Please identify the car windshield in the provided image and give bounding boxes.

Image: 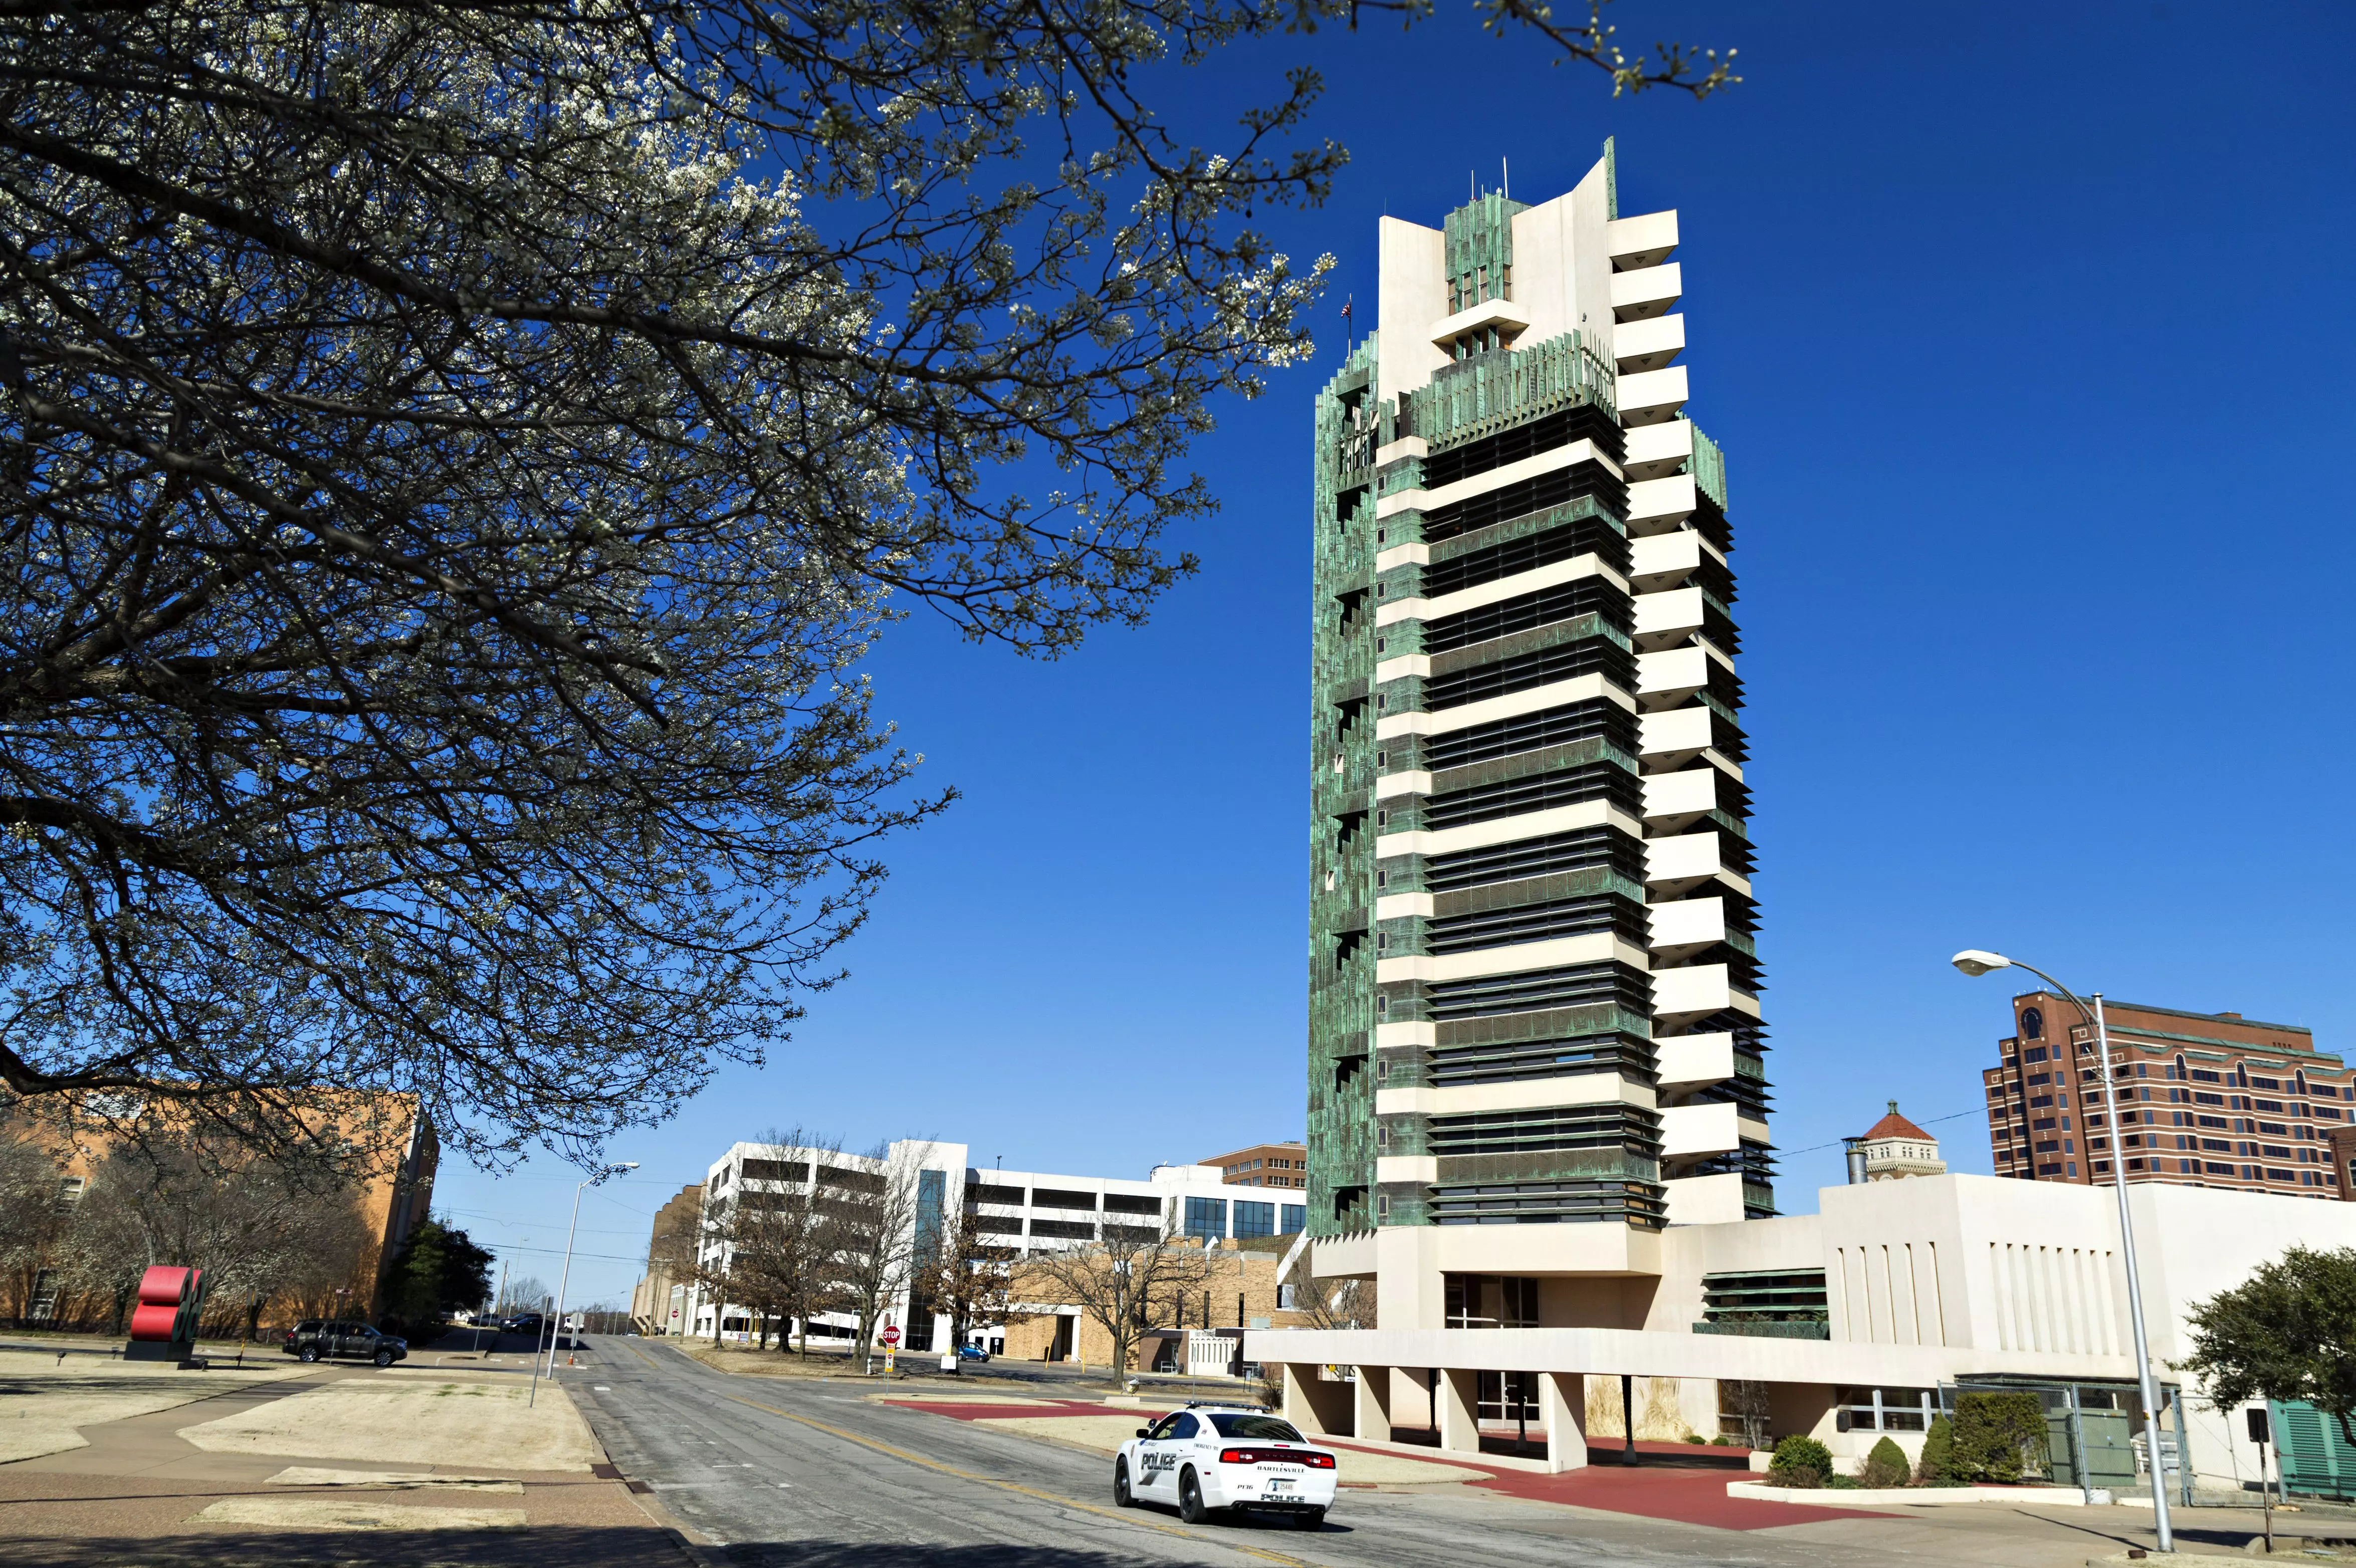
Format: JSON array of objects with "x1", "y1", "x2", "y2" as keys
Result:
[{"x1": 1208, "y1": 1415, "x2": 1305, "y2": 1442}]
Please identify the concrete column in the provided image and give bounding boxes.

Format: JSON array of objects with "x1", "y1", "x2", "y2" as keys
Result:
[
  {"x1": 1541, "y1": 1371, "x2": 1588, "y2": 1473},
  {"x1": 1284, "y1": 1363, "x2": 1355, "y2": 1436},
  {"x1": 1353, "y1": 1366, "x2": 1393, "y2": 1443},
  {"x1": 1437, "y1": 1367, "x2": 1480, "y2": 1454},
  {"x1": 1283, "y1": 1363, "x2": 1329, "y2": 1435}
]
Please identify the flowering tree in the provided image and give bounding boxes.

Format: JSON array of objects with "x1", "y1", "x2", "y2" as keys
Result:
[{"x1": 0, "y1": 1, "x2": 1727, "y2": 1163}]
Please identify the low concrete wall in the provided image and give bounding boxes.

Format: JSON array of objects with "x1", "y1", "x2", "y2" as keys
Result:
[{"x1": 1727, "y1": 1480, "x2": 2103, "y2": 1507}]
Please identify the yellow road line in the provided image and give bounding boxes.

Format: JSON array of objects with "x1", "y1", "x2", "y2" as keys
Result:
[{"x1": 719, "y1": 1391, "x2": 1312, "y2": 1568}]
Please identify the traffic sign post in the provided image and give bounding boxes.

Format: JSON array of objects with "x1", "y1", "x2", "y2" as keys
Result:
[{"x1": 882, "y1": 1323, "x2": 899, "y2": 1376}]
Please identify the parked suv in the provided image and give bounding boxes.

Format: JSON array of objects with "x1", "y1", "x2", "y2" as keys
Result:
[{"x1": 283, "y1": 1319, "x2": 409, "y2": 1367}]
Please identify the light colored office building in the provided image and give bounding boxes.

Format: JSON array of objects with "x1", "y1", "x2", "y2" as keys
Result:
[{"x1": 678, "y1": 1140, "x2": 1308, "y2": 1350}]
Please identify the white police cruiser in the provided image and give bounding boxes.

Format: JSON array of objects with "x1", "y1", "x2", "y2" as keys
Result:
[{"x1": 1113, "y1": 1403, "x2": 1337, "y2": 1528}]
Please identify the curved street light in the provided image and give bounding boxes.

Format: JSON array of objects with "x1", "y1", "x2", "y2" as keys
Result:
[{"x1": 1952, "y1": 950, "x2": 2173, "y2": 1551}]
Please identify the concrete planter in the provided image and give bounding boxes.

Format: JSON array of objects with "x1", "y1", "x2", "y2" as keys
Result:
[{"x1": 1727, "y1": 1480, "x2": 2106, "y2": 1507}]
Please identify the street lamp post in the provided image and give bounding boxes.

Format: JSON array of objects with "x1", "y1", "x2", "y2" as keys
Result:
[
  {"x1": 1953, "y1": 950, "x2": 2174, "y2": 1552},
  {"x1": 531, "y1": 1161, "x2": 638, "y2": 1408}
]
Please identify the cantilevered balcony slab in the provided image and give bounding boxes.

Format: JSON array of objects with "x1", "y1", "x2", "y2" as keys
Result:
[
  {"x1": 1616, "y1": 366, "x2": 1687, "y2": 428},
  {"x1": 1643, "y1": 830, "x2": 1752, "y2": 899},
  {"x1": 1622, "y1": 418, "x2": 1694, "y2": 482},
  {"x1": 1427, "y1": 297, "x2": 1532, "y2": 348},
  {"x1": 1659, "y1": 1100, "x2": 1741, "y2": 1160},
  {"x1": 1613, "y1": 314, "x2": 1684, "y2": 373},
  {"x1": 1648, "y1": 894, "x2": 1728, "y2": 959},
  {"x1": 1631, "y1": 585, "x2": 1704, "y2": 650},
  {"x1": 1643, "y1": 765, "x2": 1729, "y2": 831},
  {"x1": 1377, "y1": 1075, "x2": 1655, "y2": 1119},
  {"x1": 1606, "y1": 210, "x2": 1679, "y2": 270},
  {"x1": 1610, "y1": 261, "x2": 1681, "y2": 321},
  {"x1": 1375, "y1": 933, "x2": 1650, "y2": 986},
  {"x1": 1635, "y1": 646, "x2": 1706, "y2": 708},
  {"x1": 1377, "y1": 799, "x2": 1647, "y2": 862},
  {"x1": 1654, "y1": 1032, "x2": 1737, "y2": 1093},
  {"x1": 1638, "y1": 706, "x2": 1712, "y2": 767},
  {"x1": 1625, "y1": 474, "x2": 1697, "y2": 535},
  {"x1": 1650, "y1": 963, "x2": 1762, "y2": 1028}
]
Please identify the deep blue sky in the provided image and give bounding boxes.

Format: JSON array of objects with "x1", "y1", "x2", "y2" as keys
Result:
[{"x1": 443, "y1": 2, "x2": 2356, "y2": 1308}]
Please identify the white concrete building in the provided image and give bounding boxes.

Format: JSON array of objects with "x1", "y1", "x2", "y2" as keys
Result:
[
  {"x1": 1252, "y1": 1172, "x2": 2346, "y2": 1495},
  {"x1": 682, "y1": 1140, "x2": 1300, "y2": 1352}
]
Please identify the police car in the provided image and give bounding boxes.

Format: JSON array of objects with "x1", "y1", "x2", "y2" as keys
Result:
[{"x1": 1113, "y1": 1403, "x2": 1337, "y2": 1528}]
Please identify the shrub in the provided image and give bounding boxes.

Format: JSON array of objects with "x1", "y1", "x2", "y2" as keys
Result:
[
  {"x1": 1861, "y1": 1436, "x2": 1910, "y2": 1488},
  {"x1": 1685, "y1": 1432, "x2": 1707, "y2": 1444},
  {"x1": 1711, "y1": 1434, "x2": 1733, "y2": 1446},
  {"x1": 1917, "y1": 1413, "x2": 1954, "y2": 1483},
  {"x1": 1769, "y1": 1434, "x2": 1834, "y2": 1488},
  {"x1": 1951, "y1": 1392, "x2": 2049, "y2": 1483}
]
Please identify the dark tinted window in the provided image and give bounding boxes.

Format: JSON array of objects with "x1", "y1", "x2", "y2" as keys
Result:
[
  {"x1": 1149, "y1": 1413, "x2": 1188, "y2": 1440},
  {"x1": 297, "y1": 1320, "x2": 322, "y2": 1332},
  {"x1": 1167, "y1": 1414, "x2": 1199, "y2": 1439},
  {"x1": 1209, "y1": 1415, "x2": 1304, "y2": 1442}
]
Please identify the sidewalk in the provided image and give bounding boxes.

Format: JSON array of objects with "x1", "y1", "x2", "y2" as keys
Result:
[{"x1": 0, "y1": 1359, "x2": 684, "y2": 1566}]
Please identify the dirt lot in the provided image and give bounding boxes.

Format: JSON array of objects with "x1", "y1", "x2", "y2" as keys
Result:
[{"x1": 0, "y1": 1350, "x2": 313, "y2": 1463}]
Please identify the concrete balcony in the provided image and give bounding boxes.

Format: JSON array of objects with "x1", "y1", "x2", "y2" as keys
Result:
[
  {"x1": 1616, "y1": 366, "x2": 1688, "y2": 428},
  {"x1": 1661, "y1": 1171, "x2": 1748, "y2": 1225},
  {"x1": 1642, "y1": 766, "x2": 1726, "y2": 832},
  {"x1": 1375, "y1": 1155, "x2": 1438, "y2": 1185},
  {"x1": 1606, "y1": 210, "x2": 1679, "y2": 270},
  {"x1": 1648, "y1": 894, "x2": 1727, "y2": 960},
  {"x1": 1374, "y1": 770, "x2": 1430, "y2": 801},
  {"x1": 1643, "y1": 829, "x2": 1752, "y2": 899},
  {"x1": 1631, "y1": 585, "x2": 1703, "y2": 650},
  {"x1": 1650, "y1": 963, "x2": 1762, "y2": 1028},
  {"x1": 1613, "y1": 314, "x2": 1684, "y2": 373},
  {"x1": 1635, "y1": 645, "x2": 1706, "y2": 708},
  {"x1": 1628, "y1": 528, "x2": 1700, "y2": 592},
  {"x1": 1621, "y1": 418, "x2": 1693, "y2": 482},
  {"x1": 1428, "y1": 297, "x2": 1531, "y2": 349},
  {"x1": 1374, "y1": 892, "x2": 1433, "y2": 921},
  {"x1": 1376, "y1": 932, "x2": 1648, "y2": 987},
  {"x1": 1610, "y1": 261, "x2": 1681, "y2": 322},
  {"x1": 1659, "y1": 1100, "x2": 1741, "y2": 1160},
  {"x1": 1637, "y1": 705, "x2": 1712, "y2": 767},
  {"x1": 1376, "y1": 1075, "x2": 1653, "y2": 1119},
  {"x1": 1655, "y1": 1032, "x2": 1737, "y2": 1093},
  {"x1": 1625, "y1": 474, "x2": 1697, "y2": 536}
]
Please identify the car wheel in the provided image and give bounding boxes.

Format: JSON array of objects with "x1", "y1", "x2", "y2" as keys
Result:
[
  {"x1": 373, "y1": 1349, "x2": 394, "y2": 1368},
  {"x1": 1177, "y1": 1469, "x2": 1209, "y2": 1525},
  {"x1": 297, "y1": 1347, "x2": 319, "y2": 1363},
  {"x1": 1294, "y1": 1508, "x2": 1326, "y2": 1531},
  {"x1": 1114, "y1": 1459, "x2": 1135, "y2": 1508}
]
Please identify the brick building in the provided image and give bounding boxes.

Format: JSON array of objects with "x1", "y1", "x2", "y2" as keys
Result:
[
  {"x1": 1202, "y1": 1141, "x2": 1309, "y2": 1190},
  {"x1": 1981, "y1": 991, "x2": 2349, "y2": 1196},
  {"x1": 998, "y1": 1238, "x2": 1316, "y2": 1366},
  {"x1": 628, "y1": 1182, "x2": 705, "y2": 1335}
]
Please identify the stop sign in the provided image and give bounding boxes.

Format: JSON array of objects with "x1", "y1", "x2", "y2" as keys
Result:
[{"x1": 881, "y1": 1326, "x2": 901, "y2": 1346}]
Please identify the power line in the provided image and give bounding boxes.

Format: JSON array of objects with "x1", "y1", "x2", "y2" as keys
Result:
[{"x1": 1776, "y1": 1104, "x2": 1988, "y2": 1161}]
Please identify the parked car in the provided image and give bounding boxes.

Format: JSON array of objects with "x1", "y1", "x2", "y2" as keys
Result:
[
  {"x1": 500, "y1": 1312, "x2": 545, "y2": 1336},
  {"x1": 283, "y1": 1319, "x2": 409, "y2": 1368},
  {"x1": 956, "y1": 1343, "x2": 991, "y2": 1362}
]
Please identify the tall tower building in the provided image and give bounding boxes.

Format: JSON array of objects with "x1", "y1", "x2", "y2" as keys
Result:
[{"x1": 1307, "y1": 147, "x2": 1770, "y2": 1312}]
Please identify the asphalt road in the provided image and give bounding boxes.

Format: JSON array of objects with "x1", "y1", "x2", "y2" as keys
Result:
[{"x1": 556, "y1": 1336, "x2": 2169, "y2": 1568}]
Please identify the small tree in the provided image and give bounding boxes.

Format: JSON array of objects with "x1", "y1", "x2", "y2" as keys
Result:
[
  {"x1": 381, "y1": 1219, "x2": 496, "y2": 1330},
  {"x1": 1861, "y1": 1436, "x2": 1910, "y2": 1488},
  {"x1": 724, "y1": 1133, "x2": 835, "y2": 1352},
  {"x1": 1025, "y1": 1222, "x2": 1215, "y2": 1381},
  {"x1": 816, "y1": 1143, "x2": 928, "y2": 1366},
  {"x1": 917, "y1": 1207, "x2": 1015, "y2": 1363},
  {"x1": 1917, "y1": 1413, "x2": 1956, "y2": 1483},
  {"x1": 2184, "y1": 1244, "x2": 2356, "y2": 1446},
  {"x1": 1279, "y1": 1245, "x2": 1375, "y2": 1331},
  {"x1": 1951, "y1": 1392, "x2": 2049, "y2": 1483},
  {"x1": 1769, "y1": 1434, "x2": 1832, "y2": 1488}
]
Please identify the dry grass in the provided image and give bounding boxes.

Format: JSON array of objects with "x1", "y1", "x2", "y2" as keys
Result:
[{"x1": 0, "y1": 1350, "x2": 313, "y2": 1463}]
